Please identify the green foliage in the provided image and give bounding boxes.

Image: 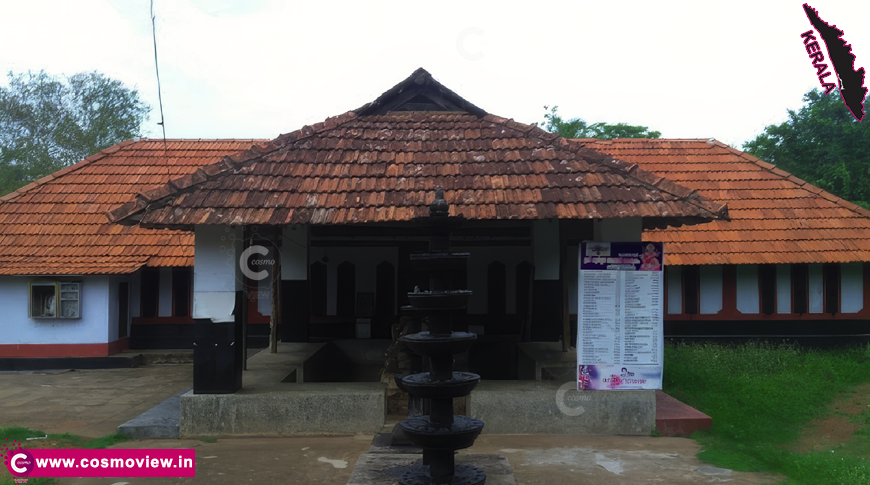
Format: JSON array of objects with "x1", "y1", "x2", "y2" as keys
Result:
[
  {"x1": 743, "y1": 88, "x2": 870, "y2": 207},
  {"x1": 540, "y1": 105, "x2": 661, "y2": 140},
  {"x1": 663, "y1": 341, "x2": 870, "y2": 484},
  {"x1": 0, "y1": 70, "x2": 150, "y2": 196}
]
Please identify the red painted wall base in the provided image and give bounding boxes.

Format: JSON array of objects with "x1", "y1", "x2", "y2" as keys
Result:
[{"x1": 0, "y1": 338, "x2": 130, "y2": 358}]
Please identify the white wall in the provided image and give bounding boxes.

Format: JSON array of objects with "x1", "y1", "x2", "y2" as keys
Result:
[
  {"x1": 0, "y1": 275, "x2": 110, "y2": 345},
  {"x1": 307, "y1": 246, "x2": 398, "y2": 316},
  {"x1": 776, "y1": 265, "x2": 791, "y2": 313},
  {"x1": 193, "y1": 225, "x2": 242, "y2": 322},
  {"x1": 841, "y1": 263, "x2": 864, "y2": 313},
  {"x1": 809, "y1": 264, "x2": 824, "y2": 313},
  {"x1": 533, "y1": 219, "x2": 559, "y2": 280},
  {"x1": 736, "y1": 265, "x2": 759, "y2": 314},
  {"x1": 158, "y1": 267, "x2": 173, "y2": 317},
  {"x1": 281, "y1": 225, "x2": 308, "y2": 280},
  {"x1": 699, "y1": 265, "x2": 723, "y2": 314}
]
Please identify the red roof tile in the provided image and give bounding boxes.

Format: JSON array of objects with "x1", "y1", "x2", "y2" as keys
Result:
[
  {"x1": 580, "y1": 138, "x2": 870, "y2": 265},
  {"x1": 0, "y1": 139, "x2": 259, "y2": 275},
  {"x1": 109, "y1": 70, "x2": 726, "y2": 230}
]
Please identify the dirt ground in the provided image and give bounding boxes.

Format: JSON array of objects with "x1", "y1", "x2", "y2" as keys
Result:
[
  {"x1": 0, "y1": 365, "x2": 784, "y2": 484},
  {"x1": 793, "y1": 381, "x2": 870, "y2": 453}
]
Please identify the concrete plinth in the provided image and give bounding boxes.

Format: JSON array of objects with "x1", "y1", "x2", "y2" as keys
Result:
[
  {"x1": 118, "y1": 388, "x2": 190, "y2": 439},
  {"x1": 347, "y1": 453, "x2": 515, "y2": 485},
  {"x1": 470, "y1": 380, "x2": 655, "y2": 435},
  {"x1": 179, "y1": 382, "x2": 385, "y2": 437}
]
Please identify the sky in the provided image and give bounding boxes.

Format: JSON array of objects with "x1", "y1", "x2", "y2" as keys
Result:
[{"x1": 1, "y1": 0, "x2": 867, "y2": 149}]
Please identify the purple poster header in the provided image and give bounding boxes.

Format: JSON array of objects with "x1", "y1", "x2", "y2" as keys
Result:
[{"x1": 580, "y1": 242, "x2": 663, "y2": 272}]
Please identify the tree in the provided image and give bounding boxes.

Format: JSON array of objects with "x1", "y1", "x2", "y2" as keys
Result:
[
  {"x1": 0, "y1": 71, "x2": 150, "y2": 195},
  {"x1": 540, "y1": 105, "x2": 661, "y2": 140},
  {"x1": 743, "y1": 88, "x2": 870, "y2": 208}
]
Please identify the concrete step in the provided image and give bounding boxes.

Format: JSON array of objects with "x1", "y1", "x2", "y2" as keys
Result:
[
  {"x1": 117, "y1": 387, "x2": 191, "y2": 439},
  {"x1": 655, "y1": 390, "x2": 712, "y2": 436}
]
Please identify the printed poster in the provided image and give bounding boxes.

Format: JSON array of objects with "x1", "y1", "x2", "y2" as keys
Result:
[{"x1": 577, "y1": 242, "x2": 664, "y2": 390}]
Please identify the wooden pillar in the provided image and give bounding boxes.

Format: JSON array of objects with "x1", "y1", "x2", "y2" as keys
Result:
[{"x1": 270, "y1": 249, "x2": 281, "y2": 353}]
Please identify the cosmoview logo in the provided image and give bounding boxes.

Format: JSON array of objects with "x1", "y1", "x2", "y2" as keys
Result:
[
  {"x1": 239, "y1": 245, "x2": 275, "y2": 281},
  {"x1": 219, "y1": 226, "x2": 282, "y2": 287},
  {"x1": 3, "y1": 441, "x2": 34, "y2": 478}
]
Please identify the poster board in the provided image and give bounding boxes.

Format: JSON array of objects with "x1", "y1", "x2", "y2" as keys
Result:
[{"x1": 577, "y1": 242, "x2": 664, "y2": 390}]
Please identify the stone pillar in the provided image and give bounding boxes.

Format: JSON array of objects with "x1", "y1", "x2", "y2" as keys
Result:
[{"x1": 192, "y1": 225, "x2": 244, "y2": 394}]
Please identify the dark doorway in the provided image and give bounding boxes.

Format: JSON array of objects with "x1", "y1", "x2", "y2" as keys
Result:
[
  {"x1": 310, "y1": 261, "x2": 328, "y2": 316},
  {"x1": 336, "y1": 262, "x2": 356, "y2": 317},
  {"x1": 118, "y1": 282, "x2": 129, "y2": 338},
  {"x1": 375, "y1": 261, "x2": 396, "y2": 338},
  {"x1": 487, "y1": 261, "x2": 507, "y2": 315},
  {"x1": 140, "y1": 267, "x2": 159, "y2": 318}
]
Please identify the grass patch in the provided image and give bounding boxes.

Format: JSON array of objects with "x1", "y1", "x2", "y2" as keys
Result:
[
  {"x1": 663, "y1": 341, "x2": 870, "y2": 484},
  {"x1": 0, "y1": 427, "x2": 131, "y2": 485}
]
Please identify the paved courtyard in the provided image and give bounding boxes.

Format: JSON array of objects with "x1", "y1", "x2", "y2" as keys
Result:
[{"x1": 0, "y1": 365, "x2": 780, "y2": 484}]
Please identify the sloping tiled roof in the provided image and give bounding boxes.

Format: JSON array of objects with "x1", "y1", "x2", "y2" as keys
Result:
[
  {"x1": 580, "y1": 138, "x2": 870, "y2": 266},
  {"x1": 0, "y1": 139, "x2": 258, "y2": 275},
  {"x1": 108, "y1": 69, "x2": 727, "y2": 230}
]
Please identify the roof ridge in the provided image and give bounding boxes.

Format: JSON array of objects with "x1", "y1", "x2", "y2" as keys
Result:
[
  {"x1": 0, "y1": 139, "x2": 140, "y2": 204},
  {"x1": 711, "y1": 140, "x2": 870, "y2": 218},
  {"x1": 107, "y1": 111, "x2": 360, "y2": 224}
]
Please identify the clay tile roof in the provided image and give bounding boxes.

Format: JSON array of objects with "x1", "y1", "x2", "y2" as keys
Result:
[
  {"x1": 109, "y1": 69, "x2": 727, "y2": 231},
  {"x1": 0, "y1": 139, "x2": 259, "y2": 275},
  {"x1": 579, "y1": 138, "x2": 870, "y2": 266}
]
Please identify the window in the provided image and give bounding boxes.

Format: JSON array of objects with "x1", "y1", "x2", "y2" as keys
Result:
[{"x1": 29, "y1": 281, "x2": 81, "y2": 319}]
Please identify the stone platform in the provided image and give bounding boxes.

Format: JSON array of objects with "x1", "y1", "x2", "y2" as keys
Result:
[
  {"x1": 348, "y1": 454, "x2": 515, "y2": 485},
  {"x1": 179, "y1": 344, "x2": 386, "y2": 437},
  {"x1": 470, "y1": 380, "x2": 656, "y2": 435}
]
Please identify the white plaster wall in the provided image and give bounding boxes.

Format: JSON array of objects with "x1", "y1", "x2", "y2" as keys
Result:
[
  {"x1": 455, "y1": 245, "x2": 532, "y2": 315},
  {"x1": 808, "y1": 264, "x2": 824, "y2": 313},
  {"x1": 594, "y1": 218, "x2": 643, "y2": 242},
  {"x1": 194, "y1": 225, "x2": 242, "y2": 322},
  {"x1": 158, "y1": 267, "x2": 173, "y2": 317},
  {"x1": 666, "y1": 266, "x2": 682, "y2": 314},
  {"x1": 841, "y1": 263, "x2": 863, "y2": 314},
  {"x1": 533, "y1": 219, "x2": 559, "y2": 280},
  {"x1": 307, "y1": 246, "x2": 398, "y2": 316},
  {"x1": 0, "y1": 275, "x2": 110, "y2": 344},
  {"x1": 736, "y1": 265, "x2": 759, "y2": 314},
  {"x1": 281, "y1": 225, "x2": 308, "y2": 280},
  {"x1": 776, "y1": 265, "x2": 791, "y2": 314},
  {"x1": 699, "y1": 265, "x2": 723, "y2": 314}
]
